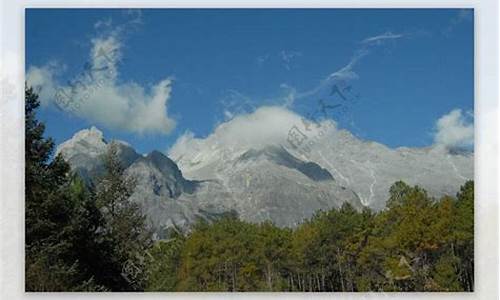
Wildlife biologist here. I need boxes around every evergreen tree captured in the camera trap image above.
[453,180,474,291]
[25,85,105,291]
[94,143,153,291]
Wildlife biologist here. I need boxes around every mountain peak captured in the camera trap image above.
[72,126,105,144]
[147,150,167,159]
[238,145,334,182]
[140,150,196,188]
[56,126,107,158]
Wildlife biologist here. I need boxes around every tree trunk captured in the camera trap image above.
[337,247,345,292]
[266,263,273,291]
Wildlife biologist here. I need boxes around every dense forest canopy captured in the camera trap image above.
[25,86,473,292]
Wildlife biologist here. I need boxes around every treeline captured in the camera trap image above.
[25,86,473,292]
[146,180,473,292]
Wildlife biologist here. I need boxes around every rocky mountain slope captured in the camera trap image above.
[56,127,362,236]
[169,107,473,211]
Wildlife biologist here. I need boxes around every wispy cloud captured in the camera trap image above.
[280,50,302,70]
[361,31,404,45]
[233,31,404,112]
[442,9,473,36]
[326,48,369,82]
[94,18,112,30]
[256,54,270,67]
[26,13,177,135]
[123,9,143,25]
[219,89,257,121]
[281,31,404,106]
[255,50,302,70]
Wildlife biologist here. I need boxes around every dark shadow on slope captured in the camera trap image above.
[237,145,334,182]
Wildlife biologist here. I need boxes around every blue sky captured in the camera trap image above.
[26,9,474,154]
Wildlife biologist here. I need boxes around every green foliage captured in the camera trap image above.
[91,143,153,291]
[25,85,107,291]
[146,181,474,292]
[453,180,474,291]
[176,216,263,291]
[145,229,185,291]
[432,252,461,291]
[25,86,151,292]
[387,180,412,208]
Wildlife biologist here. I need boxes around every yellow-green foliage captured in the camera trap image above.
[146,181,474,292]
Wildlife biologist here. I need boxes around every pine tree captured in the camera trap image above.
[94,143,153,291]
[454,180,474,291]
[25,85,105,291]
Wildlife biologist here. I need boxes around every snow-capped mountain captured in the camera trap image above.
[56,127,141,185]
[56,126,362,236]
[289,128,473,210]
[169,106,473,211]
[185,144,363,228]
[56,106,473,235]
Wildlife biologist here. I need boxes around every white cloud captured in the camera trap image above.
[26,23,176,135]
[25,62,62,106]
[169,106,336,158]
[434,109,474,149]
[361,31,404,44]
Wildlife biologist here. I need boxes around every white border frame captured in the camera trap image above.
[1,1,498,299]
